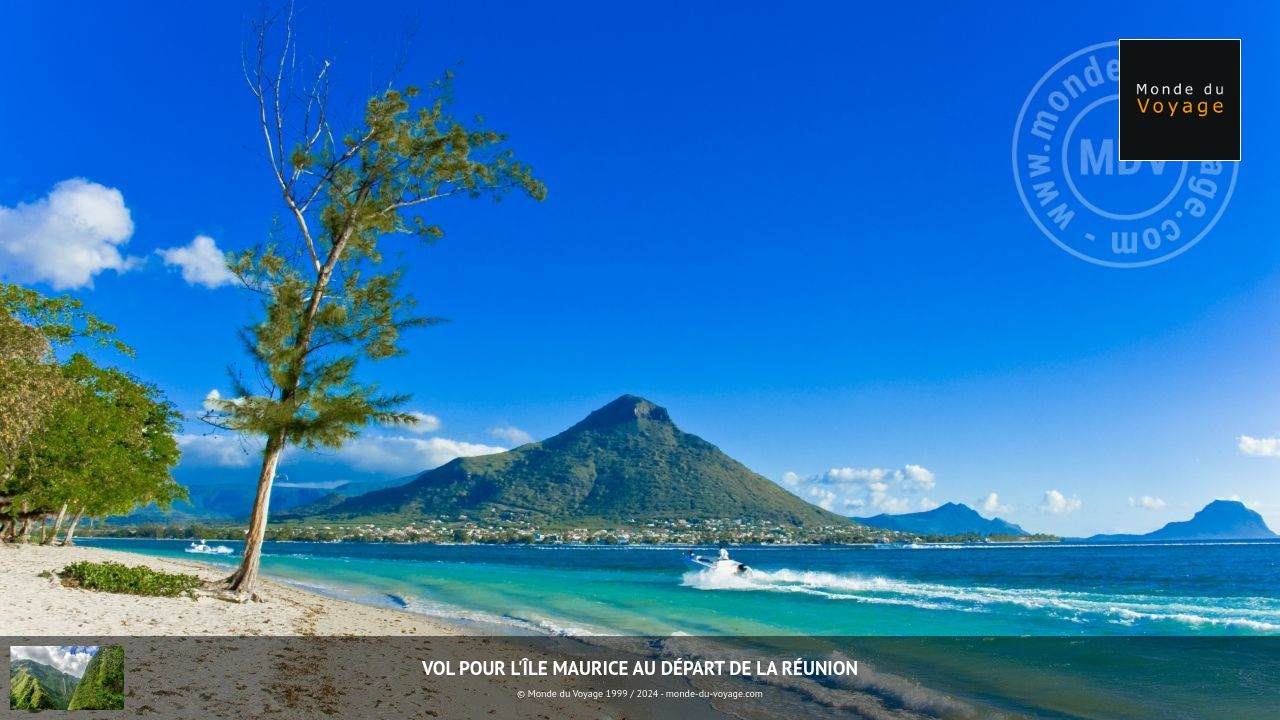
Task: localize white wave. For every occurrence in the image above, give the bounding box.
[877,540,1280,550]
[681,567,1280,633]
[395,595,605,637]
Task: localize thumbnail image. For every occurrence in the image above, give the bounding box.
[9,646,124,712]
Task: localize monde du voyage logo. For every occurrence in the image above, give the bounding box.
[1012,40,1240,268]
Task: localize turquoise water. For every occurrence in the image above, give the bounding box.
[81,539,1280,636]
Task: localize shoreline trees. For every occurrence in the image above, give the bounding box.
[0,283,184,544]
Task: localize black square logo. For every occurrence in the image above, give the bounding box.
[1119,39,1240,161]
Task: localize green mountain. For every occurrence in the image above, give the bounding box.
[66,646,124,711]
[9,659,78,710]
[307,395,850,528]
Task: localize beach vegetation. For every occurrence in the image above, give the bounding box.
[59,561,201,599]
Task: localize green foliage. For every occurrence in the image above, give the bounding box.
[1,283,179,537]
[66,645,124,711]
[59,561,200,598]
[209,74,544,453]
[9,659,79,710]
[320,395,851,528]
[10,668,56,710]
[9,659,78,710]
[4,354,185,528]
[0,312,68,480]
[0,282,131,355]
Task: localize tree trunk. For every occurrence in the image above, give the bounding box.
[63,508,86,546]
[224,430,287,597]
[43,503,68,546]
[19,518,31,543]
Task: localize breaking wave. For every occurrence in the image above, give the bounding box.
[682,568,1280,633]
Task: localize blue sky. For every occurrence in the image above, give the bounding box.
[2,1,1278,535]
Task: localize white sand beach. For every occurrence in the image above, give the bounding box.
[0,543,709,719]
[0,543,463,636]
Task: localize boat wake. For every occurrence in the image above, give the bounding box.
[682,567,1280,633]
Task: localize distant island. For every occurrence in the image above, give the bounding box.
[1083,500,1277,542]
[857,502,1032,538]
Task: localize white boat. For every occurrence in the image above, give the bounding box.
[684,548,752,576]
[185,540,234,555]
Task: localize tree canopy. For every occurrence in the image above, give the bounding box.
[0,283,183,542]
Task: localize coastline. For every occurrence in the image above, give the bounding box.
[0,543,736,719]
[0,543,467,637]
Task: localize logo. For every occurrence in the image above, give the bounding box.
[1012,42,1237,268]
[1119,39,1240,161]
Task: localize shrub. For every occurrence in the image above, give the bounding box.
[58,561,200,598]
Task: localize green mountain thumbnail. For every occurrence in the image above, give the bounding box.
[9,659,78,710]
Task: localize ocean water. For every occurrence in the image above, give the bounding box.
[74,539,1280,717]
[79,539,1280,637]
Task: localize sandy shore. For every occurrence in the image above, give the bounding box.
[0,543,726,718]
[0,543,464,636]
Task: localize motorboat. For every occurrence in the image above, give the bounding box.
[185,539,234,555]
[684,548,751,576]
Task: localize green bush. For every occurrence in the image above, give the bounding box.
[58,561,200,598]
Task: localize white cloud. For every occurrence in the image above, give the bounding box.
[1129,495,1167,510]
[978,492,1012,515]
[202,389,225,412]
[201,388,246,413]
[176,433,263,468]
[403,411,442,434]
[11,646,98,679]
[157,234,235,288]
[0,179,138,289]
[177,426,504,477]
[782,464,938,515]
[1239,435,1280,457]
[323,435,506,475]
[1040,490,1082,514]
[488,425,534,445]
[177,426,507,479]
[901,464,936,490]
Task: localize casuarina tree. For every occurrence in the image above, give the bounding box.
[203,7,544,598]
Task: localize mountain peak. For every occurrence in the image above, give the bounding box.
[315,393,848,527]
[1086,499,1276,542]
[857,502,1028,537]
[570,394,672,431]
